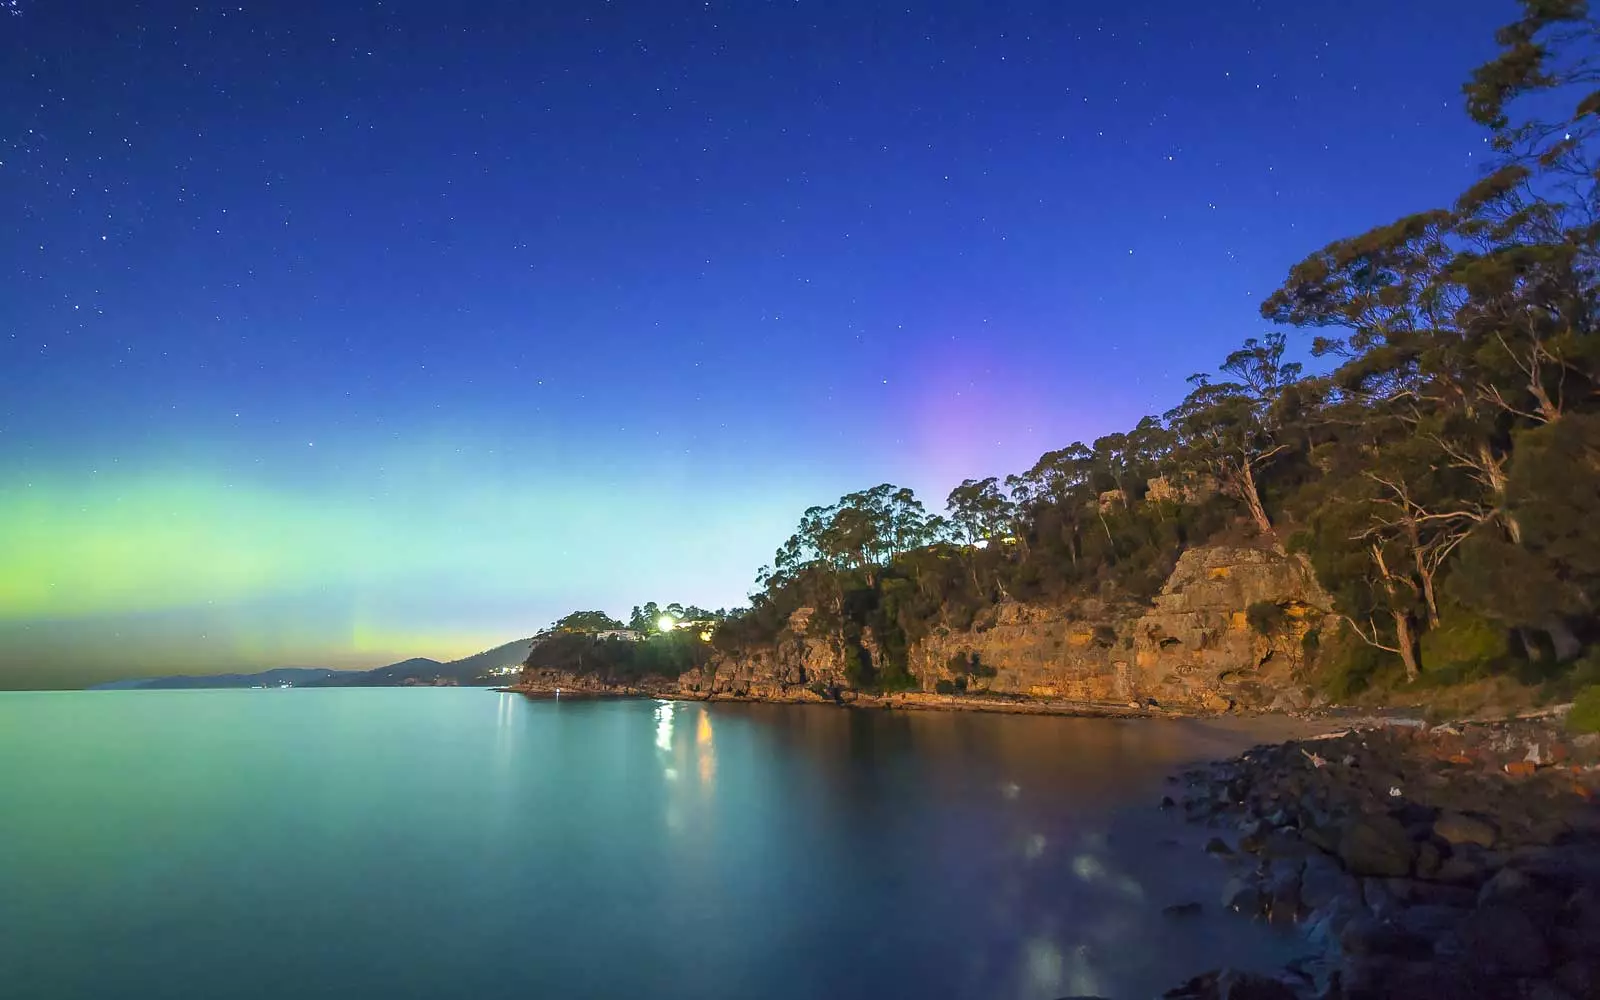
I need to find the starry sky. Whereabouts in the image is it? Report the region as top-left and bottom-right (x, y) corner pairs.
(2, 0), (1511, 688)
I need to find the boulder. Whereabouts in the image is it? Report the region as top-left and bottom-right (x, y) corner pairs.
(1337, 814), (1416, 878)
(1163, 968), (1297, 1000)
(1221, 876), (1266, 918)
(1460, 904), (1553, 977)
(1433, 811), (1498, 848)
(1204, 837), (1235, 856)
(1338, 915), (1434, 959)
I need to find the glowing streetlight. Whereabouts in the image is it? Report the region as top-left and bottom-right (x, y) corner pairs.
(657, 614), (677, 632)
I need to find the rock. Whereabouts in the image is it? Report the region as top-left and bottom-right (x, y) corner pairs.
(1161, 795), (1176, 808)
(1163, 901), (1203, 918)
(1435, 852), (1490, 887)
(1433, 811), (1498, 848)
(1507, 760), (1538, 777)
(1404, 880), (1477, 908)
(1163, 968), (1297, 1000)
(1477, 866), (1534, 906)
(1555, 959), (1595, 998)
(1360, 877), (1401, 918)
(1522, 981), (1578, 1000)
(1414, 840), (1442, 879)
(1299, 856), (1357, 911)
(1337, 814), (1416, 878)
(1460, 904), (1553, 977)
(1338, 914), (1434, 959)
(1393, 903), (1470, 941)
(1205, 837), (1235, 856)
(1336, 957), (1480, 1000)
(1221, 876), (1266, 918)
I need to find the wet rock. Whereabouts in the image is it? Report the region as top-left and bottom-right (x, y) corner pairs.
(1403, 880), (1477, 908)
(1221, 876), (1266, 918)
(1299, 857), (1357, 912)
(1392, 902), (1469, 941)
(1434, 852), (1490, 887)
(1204, 837), (1234, 856)
(1460, 904), (1553, 977)
(1433, 811), (1497, 848)
(1337, 814), (1416, 878)
(1477, 866), (1533, 906)
(1522, 981), (1578, 1000)
(1338, 914), (1434, 959)
(1161, 795), (1176, 808)
(1163, 901), (1203, 918)
(1554, 959), (1595, 998)
(1163, 968), (1297, 1000)
(1335, 957), (1480, 1000)
(1414, 840), (1442, 879)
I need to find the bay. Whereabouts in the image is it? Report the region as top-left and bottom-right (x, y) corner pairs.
(0, 690), (1308, 999)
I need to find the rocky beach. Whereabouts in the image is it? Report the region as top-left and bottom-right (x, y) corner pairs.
(1161, 713), (1600, 1000)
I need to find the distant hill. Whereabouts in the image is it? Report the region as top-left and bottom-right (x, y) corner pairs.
(310, 656), (444, 687)
(90, 667), (356, 691)
(90, 637), (536, 691)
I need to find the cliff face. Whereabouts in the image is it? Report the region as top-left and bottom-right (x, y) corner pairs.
(681, 545), (1332, 713)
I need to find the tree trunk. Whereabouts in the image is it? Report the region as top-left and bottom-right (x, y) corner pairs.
(1238, 459), (1275, 539)
(1478, 442), (1523, 544)
(1547, 619), (1582, 662)
(1409, 528), (1441, 629)
(1392, 611), (1421, 682)
(1419, 569), (1441, 630)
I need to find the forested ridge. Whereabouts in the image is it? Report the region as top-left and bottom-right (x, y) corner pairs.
(533, 2), (1600, 705)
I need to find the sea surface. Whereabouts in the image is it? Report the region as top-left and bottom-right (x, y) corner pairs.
(0, 690), (1314, 999)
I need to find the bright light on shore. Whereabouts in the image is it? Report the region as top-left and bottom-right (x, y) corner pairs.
(658, 615), (677, 632)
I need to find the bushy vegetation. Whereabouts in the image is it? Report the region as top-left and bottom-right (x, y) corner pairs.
(524, 629), (713, 682)
(1568, 686), (1600, 735)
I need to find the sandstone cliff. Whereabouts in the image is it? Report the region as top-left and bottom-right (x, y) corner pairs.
(701, 545), (1331, 712)
(522, 545), (1333, 714)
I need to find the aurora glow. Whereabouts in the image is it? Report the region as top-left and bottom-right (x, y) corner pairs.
(1, 1), (1506, 687)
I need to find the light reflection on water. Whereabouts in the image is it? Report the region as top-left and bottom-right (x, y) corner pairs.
(0, 691), (1312, 1000)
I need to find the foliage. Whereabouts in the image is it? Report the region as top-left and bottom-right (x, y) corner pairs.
(529, 607), (716, 680)
(1568, 685), (1600, 735)
(550, 610), (625, 633)
(1419, 606), (1511, 677)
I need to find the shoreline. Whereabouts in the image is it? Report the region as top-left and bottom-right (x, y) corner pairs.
(1162, 713), (1600, 999)
(500, 681), (1208, 719)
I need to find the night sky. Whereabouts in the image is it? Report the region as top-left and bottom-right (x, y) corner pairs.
(2, 0), (1509, 688)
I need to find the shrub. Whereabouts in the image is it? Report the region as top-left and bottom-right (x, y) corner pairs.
(1568, 685), (1600, 734)
(934, 679), (957, 696)
(1420, 607), (1509, 676)
(1246, 600), (1288, 637)
(1318, 625), (1400, 700)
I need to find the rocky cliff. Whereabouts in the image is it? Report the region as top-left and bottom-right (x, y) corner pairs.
(523, 545), (1334, 714)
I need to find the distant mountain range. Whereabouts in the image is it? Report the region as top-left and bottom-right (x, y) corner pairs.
(89, 638), (535, 691)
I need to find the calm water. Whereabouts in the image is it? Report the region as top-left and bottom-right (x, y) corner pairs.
(0, 690), (1309, 1000)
